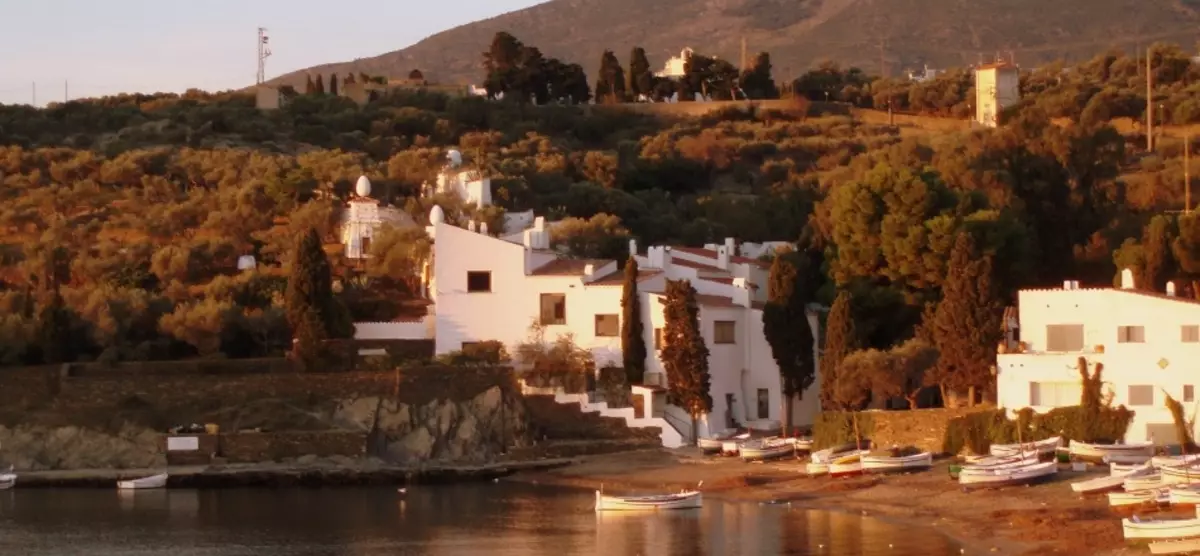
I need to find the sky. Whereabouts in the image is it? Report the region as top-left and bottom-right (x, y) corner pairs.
(0, 0), (545, 106)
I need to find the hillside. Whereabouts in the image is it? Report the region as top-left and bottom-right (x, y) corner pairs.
(272, 0), (1200, 88)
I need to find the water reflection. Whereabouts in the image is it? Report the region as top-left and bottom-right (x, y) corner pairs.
(0, 484), (961, 555)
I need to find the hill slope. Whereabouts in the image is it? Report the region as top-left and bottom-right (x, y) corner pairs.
(272, 0), (1200, 88)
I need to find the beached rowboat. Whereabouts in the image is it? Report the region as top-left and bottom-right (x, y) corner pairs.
(1159, 465), (1200, 485)
(862, 452), (933, 474)
(1152, 454), (1200, 469)
(1070, 441), (1154, 464)
(1072, 464), (1154, 494)
(698, 430), (741, 454)
(1123, 515), (1200, 540)
(720, 433), (752, 456)
(958, 461), (1056, 490)
(741, 438), (797, 462)
(1111, 462), (1153, 476)
(117, 473), (168, 490)
(989, 436), (1062, 458)
(1109, 488), (1170, 508)
(1150, 538), (1200, 555)
(1124, 474), (1166, 492)
(829, 451), (869, 478)
(1168, 484), (1200, 507)
(0, 473), (14, 490)
(595, 490), (702, 511)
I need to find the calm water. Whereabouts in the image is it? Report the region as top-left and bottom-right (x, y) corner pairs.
(0, 483), (961, 555)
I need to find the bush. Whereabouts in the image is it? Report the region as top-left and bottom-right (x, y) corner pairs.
(812, 411), (876, 449)
(942, 405), (1135, 455)
(596, 365), (631, 408)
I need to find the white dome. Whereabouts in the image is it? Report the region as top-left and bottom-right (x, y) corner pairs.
(430, 205), (445, 225)
(355, 175), (372, 197)
(447, 149), (463, 167)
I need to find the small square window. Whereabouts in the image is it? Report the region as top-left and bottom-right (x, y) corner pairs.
(1129, 385), (1154, 406)
(714, 321), (737, 344)
(1186, 385), (1195, 403)
(595, 314), (619, 337)
(467, 271), (491, 293)
(1118, 325), (1145, 344)
(540, 293), (566, 325)
(1184, 326), (1200, 343)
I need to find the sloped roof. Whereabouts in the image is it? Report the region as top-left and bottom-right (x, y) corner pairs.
(530, 258), (613, 276)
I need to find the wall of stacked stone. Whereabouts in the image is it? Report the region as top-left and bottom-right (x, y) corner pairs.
(866, 407), (989, 453)
(220, 432), (367, 463)
(0, 366), (61, 410)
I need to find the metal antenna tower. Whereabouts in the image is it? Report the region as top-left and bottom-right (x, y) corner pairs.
(257, 27), (272, 84)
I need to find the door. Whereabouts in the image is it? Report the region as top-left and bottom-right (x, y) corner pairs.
(725, 393), (735, 429)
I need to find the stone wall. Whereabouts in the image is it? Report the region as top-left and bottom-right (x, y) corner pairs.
(220, 432), (367, 463)
(864, 408), (990, 454)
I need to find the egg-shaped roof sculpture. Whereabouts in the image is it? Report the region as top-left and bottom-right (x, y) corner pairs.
(430, 205), (445, 225)
(355, 175), (372, 197)
(447, 149), (463, 167)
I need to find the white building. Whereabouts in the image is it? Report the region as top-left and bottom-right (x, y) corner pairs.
(423, 149), (492, 207)
(906, 65), (941, 83)
(430, 213), (820, 436)
(996, 271), (1200, 444)
(339, 175), (416, 259)
(974, 62), (1020, 128)
(656, 48), (693, 79)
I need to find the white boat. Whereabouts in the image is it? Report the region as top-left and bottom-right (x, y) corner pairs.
(805, 462), (829, 476)
(1124, 515), (1200, 540)
(1112, 462), (1153, 476)
(989, 436), (1062, 458)
(959, 455), (1041, 476)
(720, 433), (752, 456)
(740, 438), (797, 462)
(1125, 474), (1166, 492)
(1109, 488), (1170, 508)
(963, 451), (1039, 468)
(1072, 465), (1154, 494)
(828, 451), (869, 478)
(1169, 484), (1200, 506)
(1150, 538), (1200, 554)
(117, 473), (168, 490)
(698, 430), (741, 454)
(1161, 465), (1200, 485)
(1070, 441), (1154, 464)
(793, 438), (814, 453)
(1153, 454), (1200, 469)
(595, 490), (702, 511)
(0, 473), (14, 490)
(811, 442), (872, 464)
(958, 461), (1056, 489)
(862, 451), (933, 473)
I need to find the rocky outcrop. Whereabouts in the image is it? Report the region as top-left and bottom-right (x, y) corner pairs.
(334, 386), (530, 465)
(0, 424), (165, 471)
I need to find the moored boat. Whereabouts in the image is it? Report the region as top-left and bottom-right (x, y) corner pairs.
(958, 461), (1057, 490)
(1109, 488), (1170, 509)
(0, 473), (14, 490)
(595, 490), (702, 511)
(720, 433), (752, 456)
(1072, 464), (1154, 494)
(829, 451), (869, 478)
(1070, 441), (1154, 464)
(1150, 538), (1200, 554)
(698, 430), (740, 454)
(740, 438), (797, 462)
(862, 451), (933, 474)
(989, 436), (1062, 458)
(117, 473), (168, 490)
(1123, 515), (1200, 540)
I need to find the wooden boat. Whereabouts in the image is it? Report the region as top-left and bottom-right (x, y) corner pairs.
(963, 452), (1039, 468)
(862, 451), (933, 474)
(1109, 488), (1170, 508)
(1123, 515), (1200, 540)
(1153, 454), (1200, 469)
(720, 433), (752, 456)
(810, 441), (873, 464)
(698, 430), (741, 454)
(1161, 465), (1200, 485)
(1169, 484), (1200, 507)
(1112, 462), (1154, 476)
(958, 461), (1057, 490)
(1070, 441), (1155, 464)
(805, 461), (830, 476)
(1150, 538), (1200, 554)
(0, 473), (14, 490)
(989, 436), (1062, 458)
(1125, 474), (1167, 492)
(741, 438), (797, 462)
(829, 451), (869, 478)
(117, 473), (168, 490)
(594, 490), (702, 511)
(1072, 465), (1155, 494)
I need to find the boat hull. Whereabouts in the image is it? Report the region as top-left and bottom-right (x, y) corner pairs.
(990, 436), (1062, 458)
(862, 452), (933, 474)
(958, 462), (1057, 490)
(741, 445), (795, 462)
(595, 490), (702, 511)
(1074, 465), (1155, 494)
(117, 473), (168, 490)
(1070, 442), (1155, 465)
(0, 473), (14, 490)
(1123, 517), (1200, 540)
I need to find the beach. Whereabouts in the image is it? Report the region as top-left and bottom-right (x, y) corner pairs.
(510, 449), (1167, 556)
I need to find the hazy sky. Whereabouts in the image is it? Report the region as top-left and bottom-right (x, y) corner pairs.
(0, 0), (545, 106)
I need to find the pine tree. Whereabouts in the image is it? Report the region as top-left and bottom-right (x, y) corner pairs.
(595, 50), (626, 103)
(314, 74), (326, 95)
(286, 228), (352, 367)
(660, 279), (711, 440)
(820, 290), (858, 411)
(305, 75), (316, 95)
(620, 256), (647, 383)
(629, 47), (653, 100)
(329, 73), (339, 96)
(763, 250), (816, 435)
(928, 233), (1003, 406)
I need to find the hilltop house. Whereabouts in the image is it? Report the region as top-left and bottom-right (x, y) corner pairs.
(974, 62), (1020, 127)
(996, 271), (1200, 444)
(339, 175), (415, 260)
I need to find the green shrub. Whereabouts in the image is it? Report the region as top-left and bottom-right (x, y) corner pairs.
(813, 411), (875, 449)
(942, 405), (1134, 455)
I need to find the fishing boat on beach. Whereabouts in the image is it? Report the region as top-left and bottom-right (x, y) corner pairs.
(698, 430), (742, 454)
(862, 451), (933, 474)
(828, 451), (869, 478)
(1168, 484), (1200, 507)
(958, 461), (1056, 490)
(1150, 538), (1200, 554)
(720, 433), (752, 456)
(1072, 464), (1154, 494)
(117, 473), (168, 490)
(595, 489), (703, 511)
(1111, 462), (1153, 476)
(1123, 514), (1200, 541)
(0, 471), (14, 490)
(989, 436), (1062, 458)
(1070, 441), (1154, 464)
(1109, 488), (1170, 509)
(740, 438), (797, 462)
(1124, 474), (1166, 492)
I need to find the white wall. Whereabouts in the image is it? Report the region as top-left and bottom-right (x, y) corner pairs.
(997, 288), (1200, 443)
(354, 318), (434, 340)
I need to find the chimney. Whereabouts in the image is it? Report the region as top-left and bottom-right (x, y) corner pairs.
(629, 239), (638, 258)
(717, 246), (730, 270)
(534, 216), (545, 231)
(1120, 268), (1135, 290)
(583, 263), (596, 283)
(662, 247), (672, 271)
(1168, 281), (1177, 297)
(467, 220), (477, 233)
(1062, 280), (1072, 290)
(724, 237), (736, 258)
(732, 277), (751, 308)
(479, 222), (488, 235)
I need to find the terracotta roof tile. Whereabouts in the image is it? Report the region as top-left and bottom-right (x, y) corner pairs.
(590, 269), (663, 286)
(530, 258), (613, 276)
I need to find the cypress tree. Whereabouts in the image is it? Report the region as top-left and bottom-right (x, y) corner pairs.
(595, 50), (626, 103)
(329, 73), (339, 96)
(305, 74), (316, 95)
(286, 228), (352, 367)
(37, 286), (72, 364)
(620, 256), (647, 383)
(928, 233), (1003, 406)
(820, 290), (858, 411)
(1143, 214), (1175, 292)
(763, 250), (816, 435)
(629, 47), (653, 100)
(314, 74), (326, 95)
(660, 279), (711, 440)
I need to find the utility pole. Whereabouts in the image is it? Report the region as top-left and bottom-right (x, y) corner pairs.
(740, 37), (747, 71)
(256, 27), (272, 85)
(1147, 46), (1154, 152)
(31, 82), (36, 107)
(879, 39), (886, 78)
(64, 80), (68, 103)
(1187, 134), (1192, 214)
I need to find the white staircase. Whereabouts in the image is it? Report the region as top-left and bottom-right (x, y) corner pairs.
(520, 382), (686, 448)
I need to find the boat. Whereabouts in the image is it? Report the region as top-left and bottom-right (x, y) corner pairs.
(805, 461), (830, 477)
(117, 473), (168, 490)
(810, 441), (872, 464)
(595, 490), (702, 511)
(1169, 484), (1200, 507)
(989, 436), (1062, 458)
(740, 438), (797, 462)
(697, 430), (741, 454)
(958, 461), (1057, 490)
(1112, 462), (1154, 476)
(1123, 515), (1200, 540)
(1109, 488), (1170, 509)
(1072, 465), (1155, 494)
(1161, 465), (1200, 485)
(1070, 441), (1155, 464)
(0, 472), (14, 491)
(720, 433), (752, 456)
(1150, 538), (1200, 554)
(793, 438), (814, 453)
(1153, 454), (1200, 469)
(1124, 474), (1166, 492)
(829, 451), (869, 478)
(862, 451), (933, 474)
(963, 452), (1039, 468)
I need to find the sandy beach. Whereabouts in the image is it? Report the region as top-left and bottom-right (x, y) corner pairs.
(510, 449), (1178, 556)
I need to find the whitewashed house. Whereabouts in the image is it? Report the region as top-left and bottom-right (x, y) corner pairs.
(422, 149), (492, 207)
(430, 214), (821, 439)
(996, 270), (1200, 444)
(974, 62), (1020, 128)
(339, 175), (415, 259)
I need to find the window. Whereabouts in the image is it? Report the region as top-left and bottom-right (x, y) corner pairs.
(1184, 326), (1200, 343)
(1029, 382), (1082, 407)
(466, 271), (491, 293)
(1186, 385), (1195, 403)
(1045, 324), (1084, 352)
(539, 294), (566, 325)
(757, 388), (770, 420)
(360, 236), (371, 255)
(1117, 325), (1145, 344)
(714, 321), (737, 344)
(1128, 385), (1154, 406)
(654, 328), (663, 351)
(595, 314), (619, 337)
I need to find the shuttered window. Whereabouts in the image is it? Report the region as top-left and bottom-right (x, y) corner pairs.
(1183, 325), (1200, 343)
(714, 321), (737, 344)
(1128, 385), (1154, 406)
(539, 294), (566, 325)
(1045, 324), (1084, 352)
(1029, 382), (1082, 407)
(1117, 325), (1145, 343)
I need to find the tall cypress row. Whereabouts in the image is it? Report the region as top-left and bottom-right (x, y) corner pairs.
(620, 256), (647, 383)
(820, 290), (857, 411)
(660, 279), (711, 440)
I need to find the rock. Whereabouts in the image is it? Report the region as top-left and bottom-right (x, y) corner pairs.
(296, 454), (319, 465)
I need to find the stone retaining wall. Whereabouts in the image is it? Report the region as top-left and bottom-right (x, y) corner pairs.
(865, 407), (991, 453)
